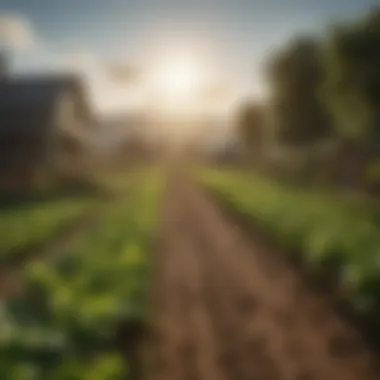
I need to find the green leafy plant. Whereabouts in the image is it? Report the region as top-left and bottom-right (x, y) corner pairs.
(0, 174), (163, 379)
(0, 200), (95, 261)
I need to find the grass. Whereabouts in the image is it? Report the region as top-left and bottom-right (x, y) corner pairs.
(0, 173), (164, 380)
(199, 168), (380, 318)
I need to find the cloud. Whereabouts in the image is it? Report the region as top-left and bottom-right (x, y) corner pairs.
(0, 13), (36, 51)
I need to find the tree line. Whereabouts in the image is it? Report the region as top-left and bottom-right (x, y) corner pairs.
(237, 6), (380, 193)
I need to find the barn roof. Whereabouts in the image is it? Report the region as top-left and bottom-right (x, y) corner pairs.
(0, 74), (92, 136)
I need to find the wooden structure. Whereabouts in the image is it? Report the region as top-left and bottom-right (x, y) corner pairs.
(0, 74), (92, 190)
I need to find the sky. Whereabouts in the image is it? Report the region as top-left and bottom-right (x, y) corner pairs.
(0, 0), (378, 115)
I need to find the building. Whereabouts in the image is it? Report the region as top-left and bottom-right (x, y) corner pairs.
(0, 69), (93, 190)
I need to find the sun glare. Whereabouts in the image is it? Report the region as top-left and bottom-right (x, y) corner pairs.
(149, 52), (205, 112)
(162, 60), (199, 97)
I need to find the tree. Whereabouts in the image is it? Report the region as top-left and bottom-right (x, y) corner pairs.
(236, 100), (266, 164)
(321, 7), (380, 147)
(317, 7), (380, 188)
(266, 37), (332, 146)
(237, 101), (264, 145)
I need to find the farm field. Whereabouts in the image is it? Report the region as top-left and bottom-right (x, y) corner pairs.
(2, 0), (380, 378)
(0, 170), (144, 265)
(2, 168), (380, 380)
(199, 169), (380, 320)
(0, 172), (163, 380)
(145, 172), (379, 380)
(0, 198), (96, 264)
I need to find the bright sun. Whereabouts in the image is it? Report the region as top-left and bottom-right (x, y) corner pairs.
(162, 60), (199, 97)
(149, 53), (205, 112)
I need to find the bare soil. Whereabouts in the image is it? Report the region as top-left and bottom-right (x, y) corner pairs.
(146, 177), (380, 380)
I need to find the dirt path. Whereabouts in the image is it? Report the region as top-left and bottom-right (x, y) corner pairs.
(148, 177), (380, 380)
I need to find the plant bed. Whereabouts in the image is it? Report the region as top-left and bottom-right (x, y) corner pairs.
(0, 175), (163, 379)
(200, 169), (380, 350)
(0, 199), (96, 264)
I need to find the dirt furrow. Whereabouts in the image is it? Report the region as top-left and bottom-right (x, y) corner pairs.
(149, 189), (225, 380)
(189, 183), (378, 380)
(149, 178), (379, 380)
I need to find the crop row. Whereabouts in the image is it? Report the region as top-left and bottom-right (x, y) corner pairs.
(0, 176), (163, 380)
(200, 169), (380, 318)
(0, 199), (97, 262)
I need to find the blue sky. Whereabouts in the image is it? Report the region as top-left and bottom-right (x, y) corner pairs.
(0, 0), (378, 113)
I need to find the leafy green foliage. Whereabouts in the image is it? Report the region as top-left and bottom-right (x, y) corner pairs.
(0, 200), (94, 261)
(255, 7), (380, 188)
(201, 169), (380, 316)
(266, 37), (332, 145)
(0, 176), (163, 379)
(321, 8), (380, 142)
